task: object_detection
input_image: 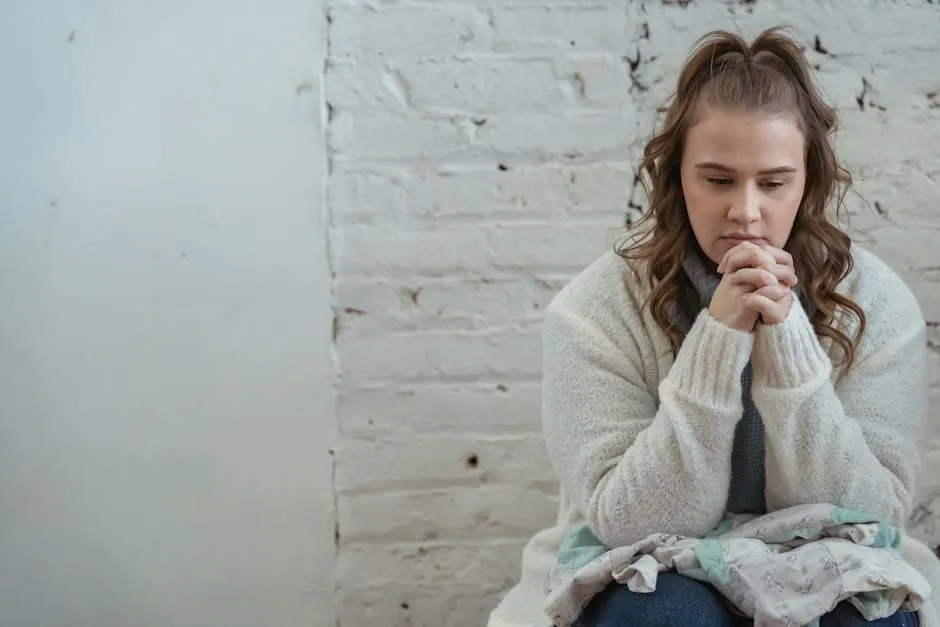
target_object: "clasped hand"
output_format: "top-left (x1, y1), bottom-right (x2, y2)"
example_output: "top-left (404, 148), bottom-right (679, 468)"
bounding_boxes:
top-left (708, 241), bottom-right (796, 332)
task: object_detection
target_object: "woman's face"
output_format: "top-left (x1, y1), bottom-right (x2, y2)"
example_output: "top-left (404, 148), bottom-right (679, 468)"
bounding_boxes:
top-left (680, 106), bottom-right (807, 266)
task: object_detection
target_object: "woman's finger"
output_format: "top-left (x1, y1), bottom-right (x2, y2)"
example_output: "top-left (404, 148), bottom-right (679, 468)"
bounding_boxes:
top-left (766, 264), bottom-right (798, 287)
top-left (720, 244), bottom-right (776, 275)
top-left (753, 284), bottom-right (790, 301)
top-left (744, 293), bottom-right (780, 322)
top-left (730, 267), bottom-right (779, 289)
top-left (745, 290), bottom-right (791, 325)
top-left (717, 241), bottom-right (754, 273)
top-left (758, 243), bottom-right (794, 269)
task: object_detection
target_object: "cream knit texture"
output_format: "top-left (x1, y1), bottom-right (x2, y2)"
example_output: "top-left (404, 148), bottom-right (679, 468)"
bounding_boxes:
top-left (489, 244), bottom-right (939, 627)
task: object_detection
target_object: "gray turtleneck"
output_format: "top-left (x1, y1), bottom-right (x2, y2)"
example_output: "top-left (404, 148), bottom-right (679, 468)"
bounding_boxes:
top-left (680, 251), bottom-right (767, 515)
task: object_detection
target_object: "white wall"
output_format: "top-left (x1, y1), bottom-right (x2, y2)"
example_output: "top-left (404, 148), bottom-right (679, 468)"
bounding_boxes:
top-left (0, 2), bottom-right (335, 626)
top-left (327, 1), bottom-right (940, 625)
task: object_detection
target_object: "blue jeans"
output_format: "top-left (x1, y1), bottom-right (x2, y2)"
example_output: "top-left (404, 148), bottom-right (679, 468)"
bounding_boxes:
top-left (575, 573), bottom-right (920, 627)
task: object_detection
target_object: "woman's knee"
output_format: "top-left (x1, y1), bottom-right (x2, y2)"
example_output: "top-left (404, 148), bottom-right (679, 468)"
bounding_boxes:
top-left (576, 573), bottom-right (737, 627)
top-left (820, 603), bottom-right (919, 627)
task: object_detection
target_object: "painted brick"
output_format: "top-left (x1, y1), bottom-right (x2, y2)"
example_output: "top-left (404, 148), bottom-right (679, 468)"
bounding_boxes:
top-left (336, 381), bottom-right (542, 436)
top-left (336, 382), bottom-right (542, 437)
top-left (326, 1), bottom-right (940, 624)
top-left (339, 486), bottom-right (557, 542)
top-left (335, 586), bottom-right (506, 627)
top-left (336, 328), bottom-right (543, 383)
top-left (487, 5), bottom-right (634, 53)
top-left (335, 435), bottom-right (555, 494)
top-left (474, 111), bottom-right (640, 159)
top-left (330, 162), bottom-right (630, 226)
top-left (334, 540), bottom-right (526, 593)
top-left (333, 276), bottom-right (566, 336)
top-left (328, 5), bottom-right (493, 58)
top-left (328, 56), bottom-right (568, 114)
top-left (328, 112), bottom-right (473, 162)
top-left (332, 223), bottom-right (614, 277)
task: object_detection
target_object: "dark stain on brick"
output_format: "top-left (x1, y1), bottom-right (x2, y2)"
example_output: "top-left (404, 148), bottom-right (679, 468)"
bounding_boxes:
top-left (344, 307), bottom-right (366, 316)
top-left (856, 78), bottom-right (870, 111)
top-left (624, 52), bottom-right (641, 73)
top-left (332, 315), bottom-right (341, 341)
top-left (813, 35), bottom-right (832, 57)
top-left (572, 72), bottom-right (586, 98)
top-left (498, 163), bottom-right (509, 171)
top-left (928, 92), bottom-right (939, 109)
top-left (873, 201), bottom-right (888, 217)
top-left (400, 602), bottom-right (410, 610)
top-left (926, 321), bottom-right (939, 350)
top-left (563, 150), bottom-right (583, 160)
top-left (496, 384), bottom-right (509, 392)
top-left (326, 102), bottom-right (334, 121)
top-left (624, 52), bottom-right (648, 92)
top-left (67, 30), bottom-right (75, 43)
top-left (472, 117), bottom-right (487, 126)
top-left (662, 0), bottom-right (694, 6)
top-left (465, 454), bottom-right (479, 469)
top-left (627, 172), bottom-right (645, 221)
top-left (640, 22), bottom-right (650, 40)
top-left (407, 287), bottom-right (422, 304)
top-left (570, 40), bottom-right (576, 46)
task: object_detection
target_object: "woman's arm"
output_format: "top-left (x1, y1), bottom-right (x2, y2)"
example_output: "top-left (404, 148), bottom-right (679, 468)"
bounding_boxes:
top-left (750, 295), bottom-right (927, 526)
top-left (542, 302), bottom-right (752, 548)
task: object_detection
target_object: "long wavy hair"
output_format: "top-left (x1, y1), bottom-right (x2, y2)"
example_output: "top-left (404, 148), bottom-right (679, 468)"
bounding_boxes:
top-left (617, 26), bottom-right (866, 368)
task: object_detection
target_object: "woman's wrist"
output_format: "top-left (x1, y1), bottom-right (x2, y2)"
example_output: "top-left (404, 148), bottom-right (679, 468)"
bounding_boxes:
top-left (752, 303), bottom-right (831, 388)
top-left (665, 309), bottom-right (754, 408)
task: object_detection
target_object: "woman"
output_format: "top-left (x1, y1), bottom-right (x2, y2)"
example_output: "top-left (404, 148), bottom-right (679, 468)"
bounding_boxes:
top-left (488, 26), bottom-right (940, 627)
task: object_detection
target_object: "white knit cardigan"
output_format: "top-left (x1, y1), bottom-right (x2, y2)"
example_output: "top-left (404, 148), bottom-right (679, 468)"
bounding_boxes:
top-left (489, 245), bottom-right (940, 627)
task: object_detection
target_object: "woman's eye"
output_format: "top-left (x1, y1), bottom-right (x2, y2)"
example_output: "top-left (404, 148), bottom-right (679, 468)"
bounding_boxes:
top-left (708, 178), bottom-right (732, 186)
top-left (762, 181), bottom-right (785, 190)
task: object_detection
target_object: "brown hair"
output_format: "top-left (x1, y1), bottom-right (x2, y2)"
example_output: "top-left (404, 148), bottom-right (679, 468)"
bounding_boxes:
top-left (617, 26), bottom-right (865, 368)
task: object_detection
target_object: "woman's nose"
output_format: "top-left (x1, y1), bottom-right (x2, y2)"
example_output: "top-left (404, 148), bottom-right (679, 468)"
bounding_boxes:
top-left (726, 186), bottom-right (761, 223)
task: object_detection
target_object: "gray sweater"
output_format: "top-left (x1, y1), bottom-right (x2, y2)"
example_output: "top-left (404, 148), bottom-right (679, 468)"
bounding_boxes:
top-left (679, 250), bottom-right (766, 515)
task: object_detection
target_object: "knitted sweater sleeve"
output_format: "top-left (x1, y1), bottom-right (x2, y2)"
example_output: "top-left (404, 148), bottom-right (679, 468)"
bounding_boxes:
top-left (751, 287), bottom-right (928, 526)
top-left (541, 301), bottom-right (753, 549)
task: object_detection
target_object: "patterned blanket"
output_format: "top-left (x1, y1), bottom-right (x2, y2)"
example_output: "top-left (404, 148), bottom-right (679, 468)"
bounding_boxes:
top-left (545, 504), bottom-right (932, 627)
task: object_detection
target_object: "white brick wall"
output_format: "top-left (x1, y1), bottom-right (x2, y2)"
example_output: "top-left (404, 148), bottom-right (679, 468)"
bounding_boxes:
top-left (326, 2), bottom-right (940, 624)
